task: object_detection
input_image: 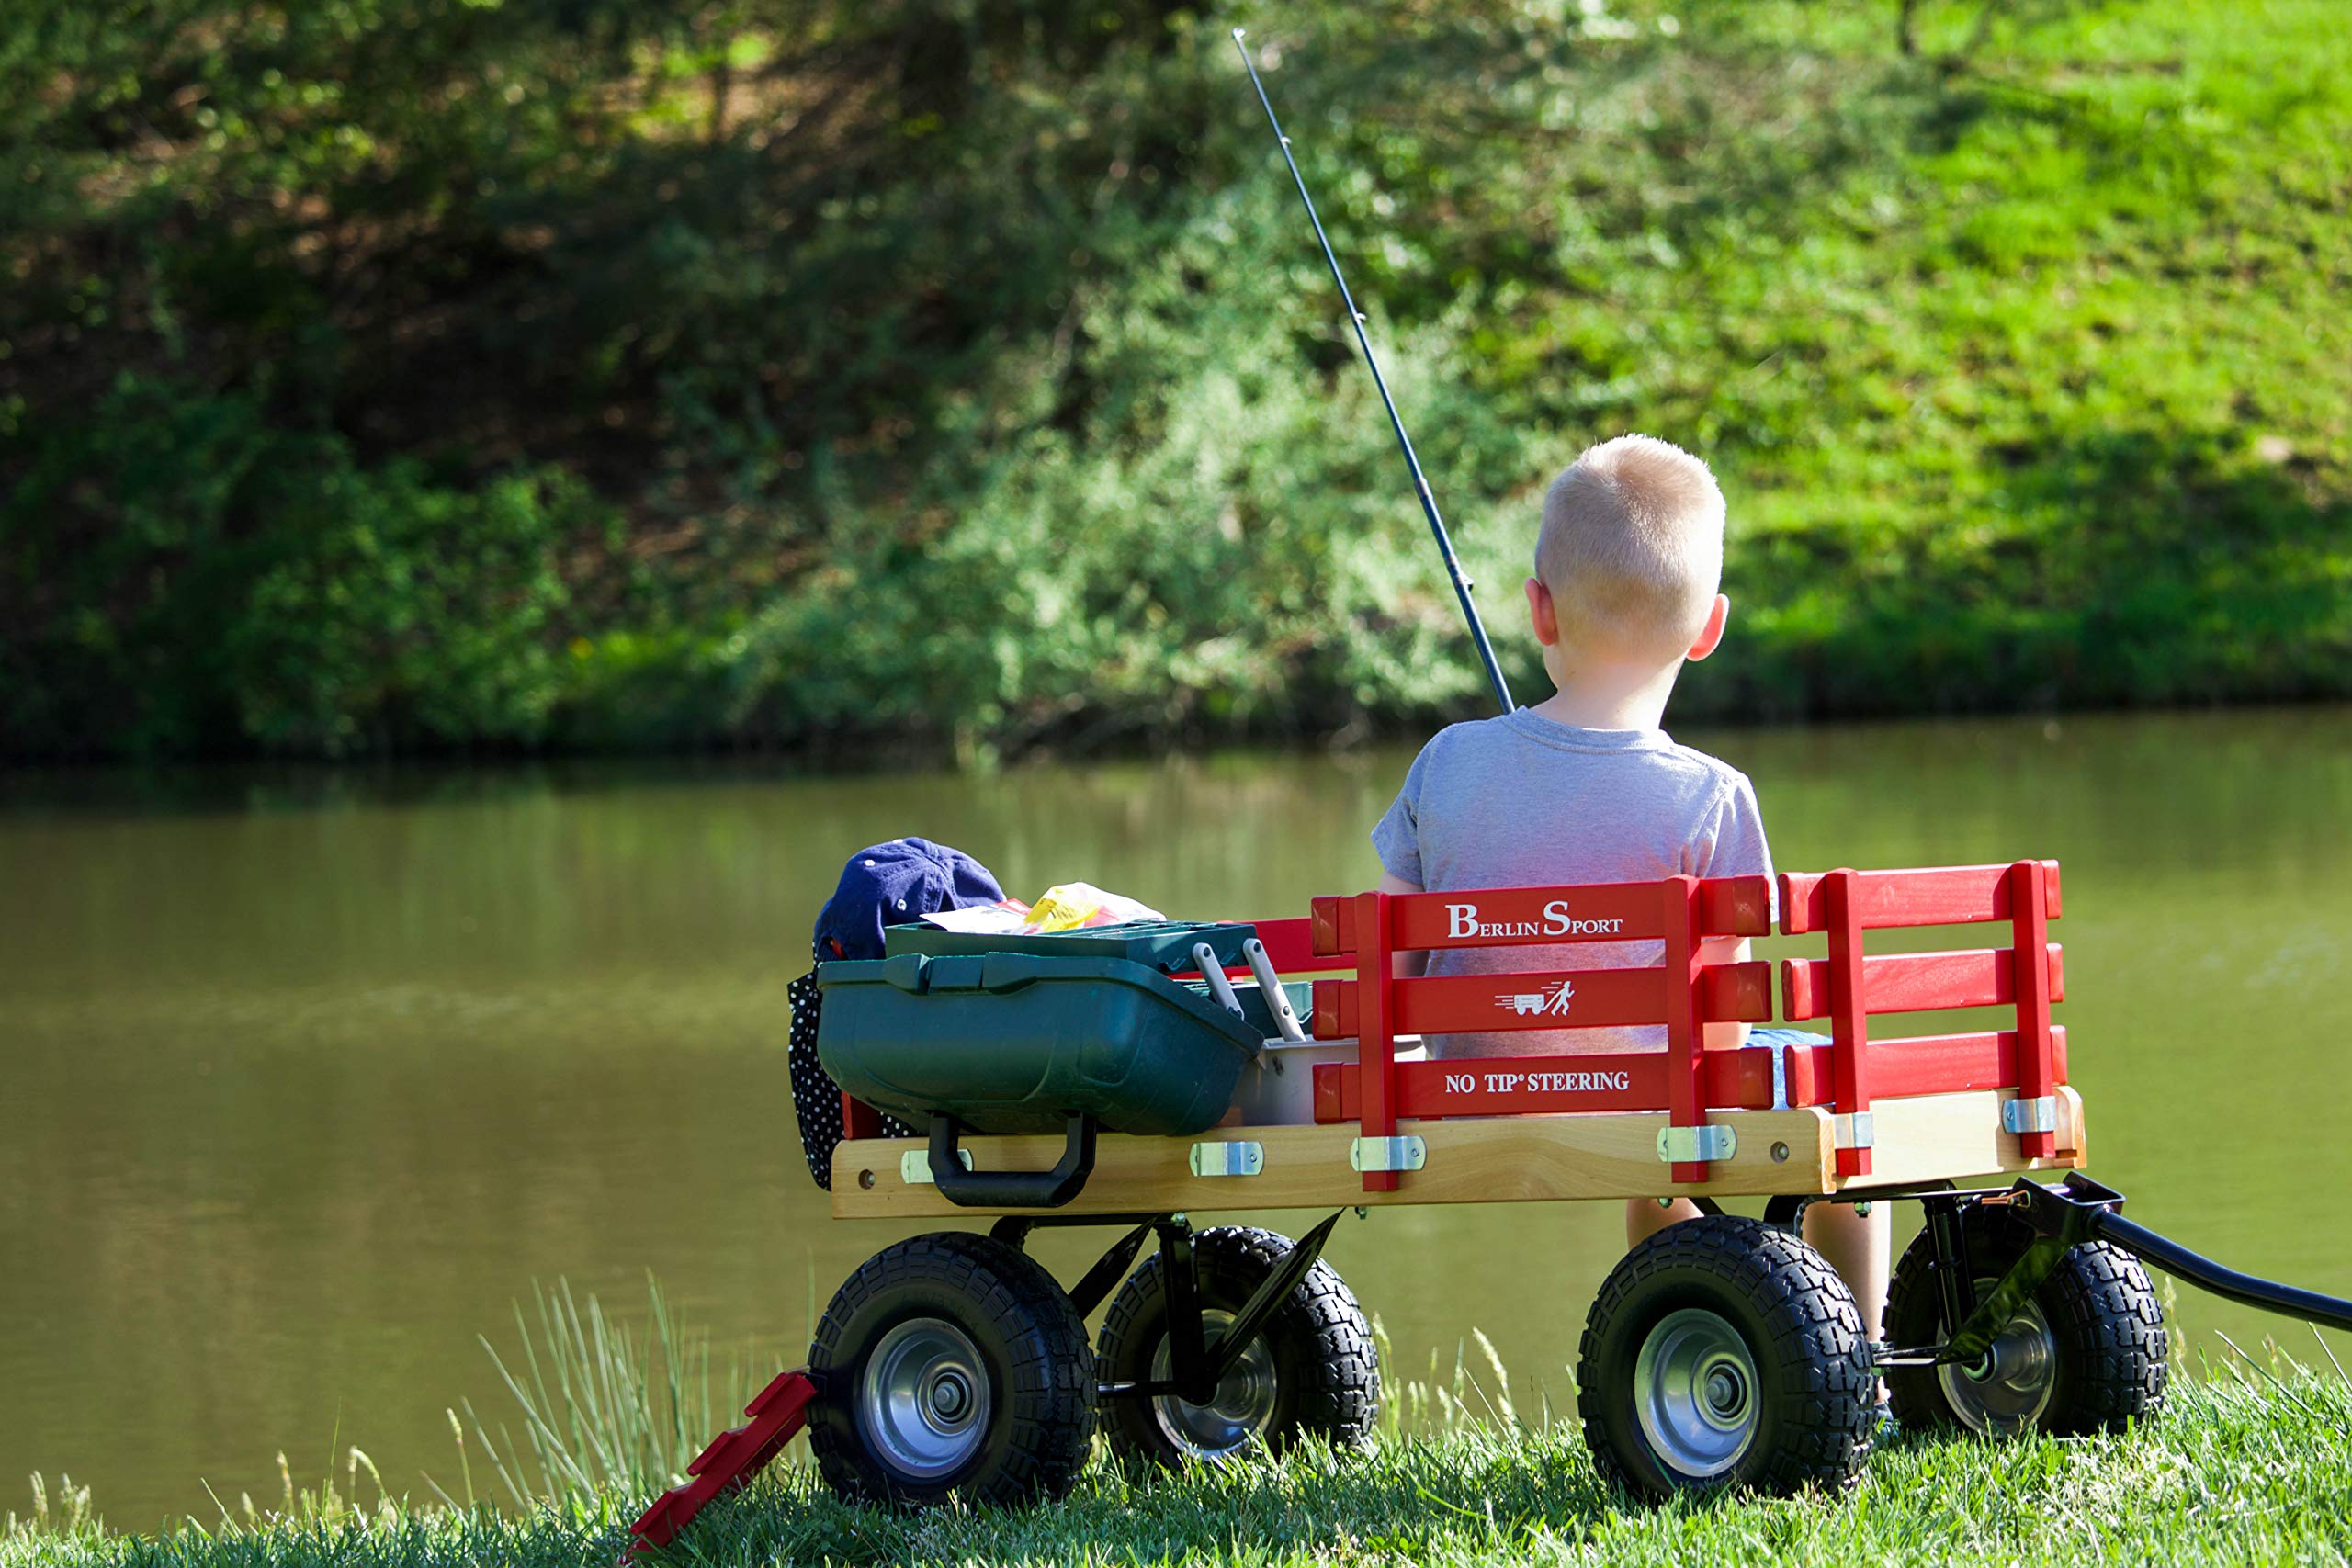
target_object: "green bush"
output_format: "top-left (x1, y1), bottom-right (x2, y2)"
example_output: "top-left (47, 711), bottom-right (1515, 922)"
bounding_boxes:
top-left (2, 376), bottom-right (591, 756)
top-left (1, 1), bottom-right (2346, 759)
top-left (225, 463), bottom-right (580, 754)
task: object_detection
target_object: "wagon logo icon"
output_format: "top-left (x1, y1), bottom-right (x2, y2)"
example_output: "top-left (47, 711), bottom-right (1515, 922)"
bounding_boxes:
top-left (1498, 979), bottom-right (1576, 1018)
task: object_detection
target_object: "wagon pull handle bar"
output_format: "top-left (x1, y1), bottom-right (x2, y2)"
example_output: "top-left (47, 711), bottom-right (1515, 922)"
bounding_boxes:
top-left (1231, 28), bottom-right (1515, 716)
top-left (2018, 1174), bottom-right (2352, 1336)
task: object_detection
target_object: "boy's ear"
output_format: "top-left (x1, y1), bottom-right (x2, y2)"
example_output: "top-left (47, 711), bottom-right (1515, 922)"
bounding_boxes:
top-left (1524, 576), bottom-right (1559, 647)
top-left (1685, 594), bottom-right (1730, 661)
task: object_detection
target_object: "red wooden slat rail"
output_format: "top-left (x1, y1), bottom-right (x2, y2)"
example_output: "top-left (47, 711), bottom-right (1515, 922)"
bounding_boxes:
top-left (1288, 863), bottom-right (2066, 1190)
top-left (1312, 875), bottom-right (1770, 956)
top-left (1871, 1025), bottom-right (2071, 1100)
top-left (1308, 874), bottom-right (1768, 1189)
top-left (1773, 860), bottom-right (2068, 1175)
top-left (841, 1093), bottom-right (884, 1139)
top-left (1781, 861), bottom-right (2060, 934)
top-left (2009, 859), bottom-right (2059, 1159)
top-left (1309, 1025), bottom-right (2069, 1122)
top-left (1315, 1048), bottom-right (1765, 1122)
top-left (1661, 877), bottom-right (1709, 1180)
top-left (1822, 871), bottom-right (1872, 1177)
top-left (1160, 918), bottom-right (1353, 981)
top-left (1781, 945), bottom-right (2064, 1020)
top-left (1248, 916), bottom-right (1347, 974)
top-left (1312, 961), bottom-right (1770, 1040)
top-left (1355, 890), bottom-right (1400, 1194)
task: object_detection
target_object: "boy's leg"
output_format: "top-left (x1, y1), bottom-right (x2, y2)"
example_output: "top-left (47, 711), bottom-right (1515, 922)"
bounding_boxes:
top-left (1624, 1197), bottom-right (1891, 1342)
top-left (1803, 1200), bottom-right (1891, 1342)
top-left (1624, 1195), bottom-right (1702, 1247)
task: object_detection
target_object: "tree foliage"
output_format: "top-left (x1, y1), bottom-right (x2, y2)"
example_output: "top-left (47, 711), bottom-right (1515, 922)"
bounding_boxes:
top-left (2, 0), bottom-right (2346, 758)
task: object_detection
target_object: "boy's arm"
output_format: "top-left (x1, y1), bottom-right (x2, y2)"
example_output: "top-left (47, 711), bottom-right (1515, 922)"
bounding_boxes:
top-left (1699, 935), bottom-right (1751, 1050)
top-left (1375, 871), bottom-right (1429, 978)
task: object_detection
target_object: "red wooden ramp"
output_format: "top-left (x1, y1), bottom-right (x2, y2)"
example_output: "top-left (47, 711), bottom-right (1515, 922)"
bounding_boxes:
top-left (627, 1368), bottom-right (816, 1559)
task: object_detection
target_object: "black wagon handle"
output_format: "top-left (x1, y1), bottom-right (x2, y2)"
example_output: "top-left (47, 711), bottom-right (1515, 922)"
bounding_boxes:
top-left (927, 1113), bottom-right (1098, 1209)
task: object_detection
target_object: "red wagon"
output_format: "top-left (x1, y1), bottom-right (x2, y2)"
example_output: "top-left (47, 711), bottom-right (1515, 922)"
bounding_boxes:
top-left (628, 854), bottom-right (2352, 1553)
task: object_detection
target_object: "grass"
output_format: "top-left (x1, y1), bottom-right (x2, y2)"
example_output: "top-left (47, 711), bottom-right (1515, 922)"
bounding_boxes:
top-left (9, 1373), bottom-right (2352, 1567)
top-left (11, 1284), bottom-right (2352, 1568)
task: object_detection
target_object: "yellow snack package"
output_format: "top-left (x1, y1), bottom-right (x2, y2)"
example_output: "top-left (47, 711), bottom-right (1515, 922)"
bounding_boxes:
top-left (1023, 883), bottom-right (1163, 931)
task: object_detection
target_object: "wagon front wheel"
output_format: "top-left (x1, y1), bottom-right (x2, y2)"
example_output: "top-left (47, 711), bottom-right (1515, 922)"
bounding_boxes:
top-left (1577, 1215), bottom-right (1873, 1500)
top-left (1883, 1202), bottom-right (2168, 1437)
top-left (1095, 1225), bottom-right (1379, 1471)
top-left (808, 1231), bottom-right (1094, 1508)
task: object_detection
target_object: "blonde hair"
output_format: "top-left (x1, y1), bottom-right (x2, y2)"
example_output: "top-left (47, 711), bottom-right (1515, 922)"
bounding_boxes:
top-left (1534, 434), bottom-right (1725, 659)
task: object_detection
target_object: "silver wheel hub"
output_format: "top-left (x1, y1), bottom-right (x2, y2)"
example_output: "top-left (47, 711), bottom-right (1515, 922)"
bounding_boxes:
top-left (1940, 1280), bottom-right (2057, 1435)
top-left (860, 1318), bottom-right (992, 1478)
top-left (1149, 1310), bottom-right (1280, 1461)
top-left (1634, 1308), bottom-right (1760, 1479)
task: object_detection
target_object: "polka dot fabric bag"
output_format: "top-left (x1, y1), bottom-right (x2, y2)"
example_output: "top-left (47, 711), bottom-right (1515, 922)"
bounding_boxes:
top-left (789, 959), bottom-right (911, 1189)
top-left (791, 839), bottom-right (1007, 1190)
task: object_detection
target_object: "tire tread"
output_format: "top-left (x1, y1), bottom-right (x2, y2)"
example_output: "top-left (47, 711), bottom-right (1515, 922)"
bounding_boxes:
top-left (1577, 1215), bottom-right (1873, 1499)
top-left (1883, 1206), bottom-right (2168, 1436)
top-left (808, 1230), bottom-right (1094, 1508)
top-left (1096, 1225), bottom-right (1378, 1469)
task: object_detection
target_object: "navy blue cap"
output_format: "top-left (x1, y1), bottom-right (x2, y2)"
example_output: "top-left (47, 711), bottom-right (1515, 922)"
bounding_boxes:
top-left (814, 838), bottom-right (1006, 961)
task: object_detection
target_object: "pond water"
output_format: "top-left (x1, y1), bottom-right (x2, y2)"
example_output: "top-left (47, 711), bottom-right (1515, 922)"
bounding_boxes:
top-left (6, 706), bottom-right (2350, 1529)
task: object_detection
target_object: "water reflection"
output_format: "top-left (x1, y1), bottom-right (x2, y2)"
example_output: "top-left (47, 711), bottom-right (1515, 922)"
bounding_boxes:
top-left (4, 706), bottom-right (2348, 1527)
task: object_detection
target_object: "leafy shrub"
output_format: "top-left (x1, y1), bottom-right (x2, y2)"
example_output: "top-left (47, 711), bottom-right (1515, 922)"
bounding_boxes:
top-left (1, 1), bottom-right (2346, 759)
top-left (3, 376), bottom-right (590, 756)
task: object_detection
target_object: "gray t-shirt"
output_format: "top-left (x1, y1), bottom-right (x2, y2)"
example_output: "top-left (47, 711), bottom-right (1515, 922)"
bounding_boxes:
top-left (1371, 709), bottom-right (1773, 1057)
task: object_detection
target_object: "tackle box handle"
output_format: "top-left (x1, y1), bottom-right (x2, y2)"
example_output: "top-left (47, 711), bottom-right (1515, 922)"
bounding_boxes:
top-left (926, 1112), bottom-right (1097, 1209)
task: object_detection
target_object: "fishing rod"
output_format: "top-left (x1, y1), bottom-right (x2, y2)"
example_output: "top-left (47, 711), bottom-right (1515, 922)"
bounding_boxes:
top-left (1230, 27), bottom-right (1515, 716)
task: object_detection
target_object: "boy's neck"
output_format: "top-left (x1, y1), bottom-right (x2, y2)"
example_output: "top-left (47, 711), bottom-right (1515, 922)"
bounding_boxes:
top-left (1528, 658), bottom-right (1683, 732)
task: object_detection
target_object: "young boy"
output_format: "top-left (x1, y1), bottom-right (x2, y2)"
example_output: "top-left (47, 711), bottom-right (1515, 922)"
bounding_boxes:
top-left (1369, 433), bottom-right (1890, 1341)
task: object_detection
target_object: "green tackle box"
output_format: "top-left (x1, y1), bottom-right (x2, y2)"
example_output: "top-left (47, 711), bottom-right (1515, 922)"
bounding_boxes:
top-left (881, 919), bottom-right (1261, 974)
top-left (814, 943), bottom-right (1267, 1137)
top-left (883, 919), bottom-right (1313, 1033)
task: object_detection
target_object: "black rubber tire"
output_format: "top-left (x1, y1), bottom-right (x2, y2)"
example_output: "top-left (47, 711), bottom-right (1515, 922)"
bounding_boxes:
top-left (1095, 1225), bottom-right (1379, 1472)
top-left (1884, 1203), bottom-right (2168, 1436)
top-left (808, 1231), bottom-right (1094, 1509)
top-left (1577, 1215), bottom-right (1873, 1500)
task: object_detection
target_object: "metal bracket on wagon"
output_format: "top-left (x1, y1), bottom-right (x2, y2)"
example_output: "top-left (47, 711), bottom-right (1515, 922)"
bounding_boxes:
top-left (1833, 1111), bottom-right (1875, 1151)
top-left (2002, 1096), bottom-right (2059, 1135)
top-left (1190, 1140), bottom-right (1264, 1178)
top-left (1350, 1134), bottom-right (1425, 1173)
top-left (899, 1147), bottom-right (974, 1184)
top-left (1657, 1123), bottom-right (1736, 1164)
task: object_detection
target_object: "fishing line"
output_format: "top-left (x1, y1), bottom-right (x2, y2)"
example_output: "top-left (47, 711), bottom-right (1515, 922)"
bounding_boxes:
top-left (1231, 27), bottom-right (1516, 715)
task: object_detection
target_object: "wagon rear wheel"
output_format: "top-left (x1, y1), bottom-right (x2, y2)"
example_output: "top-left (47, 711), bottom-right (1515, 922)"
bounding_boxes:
top-left (1577, 1215), bottom-right (1873, 1500)
top-left (1095, 1225), bottom-right (1379, 1472)
top-left (808, 1231), bottom-right (1094, 1509)
top-left (1884, 1203), bottom-right (2168, 1437)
